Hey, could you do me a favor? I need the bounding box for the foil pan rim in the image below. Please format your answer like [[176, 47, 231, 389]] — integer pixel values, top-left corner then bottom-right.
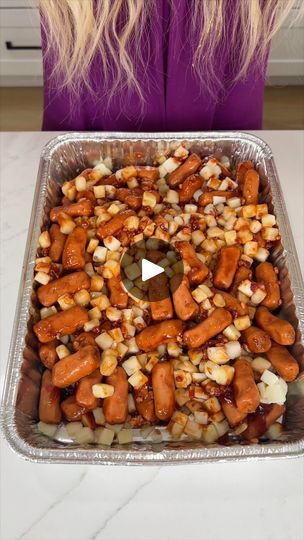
[[1, 131, 303, 464]]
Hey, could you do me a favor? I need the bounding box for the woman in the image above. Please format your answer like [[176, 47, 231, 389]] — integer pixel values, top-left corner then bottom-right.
[[39, 0, 303, 131]]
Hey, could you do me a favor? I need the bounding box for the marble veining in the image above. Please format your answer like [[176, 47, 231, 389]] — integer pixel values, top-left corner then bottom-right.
[[0, 131, 303, 540]]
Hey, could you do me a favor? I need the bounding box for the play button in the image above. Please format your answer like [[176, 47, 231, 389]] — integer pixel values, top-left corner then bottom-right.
[[142, 259, 164, 281], [120, 239, 185, 302]]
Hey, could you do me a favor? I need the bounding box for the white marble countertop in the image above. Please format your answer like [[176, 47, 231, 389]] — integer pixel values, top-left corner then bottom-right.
[[0, 131, 303, 540]]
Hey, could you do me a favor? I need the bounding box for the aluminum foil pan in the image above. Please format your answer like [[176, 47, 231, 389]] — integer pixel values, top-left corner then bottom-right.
[[1, 132, 304, 464]]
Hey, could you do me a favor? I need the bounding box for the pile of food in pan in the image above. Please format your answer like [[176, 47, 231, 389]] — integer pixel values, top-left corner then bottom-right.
[[34, 145, 299, 446]]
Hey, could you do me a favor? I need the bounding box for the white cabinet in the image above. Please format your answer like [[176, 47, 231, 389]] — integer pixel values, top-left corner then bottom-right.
[[0, 6, 43, 85], [0, 4, 303, 86], [267, 6, 304, 82]]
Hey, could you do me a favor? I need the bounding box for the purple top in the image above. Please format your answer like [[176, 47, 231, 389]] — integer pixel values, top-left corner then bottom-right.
[[41, 0, 267, 131]]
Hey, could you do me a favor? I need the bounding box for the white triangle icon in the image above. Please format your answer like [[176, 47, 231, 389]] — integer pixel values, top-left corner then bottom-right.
[[141, 258, 164, 282]]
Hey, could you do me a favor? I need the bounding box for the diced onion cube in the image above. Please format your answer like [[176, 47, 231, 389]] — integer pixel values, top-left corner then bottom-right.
[[40, 306, 57, 319], [83, 318, 99, 332], [234, 315, 251, 331], [128, 370, 148, 389], [174, 145, 189, 159], [122, 356, 142, 376], [261, 214, 276, 227], [251, 356, 271, 374], [261, 369, 279, 386], [167, 341, 182, 358], [73, 288, 90, 307], [92, 408, 105, 425], [207, 346, 229, 364], [225, 341, 241, 359], [184, 419, 202, 439], [56, 344, 70, 359], [212, 196, 225, 205], [224, 230, 237, 245], [93, 185, 106, 199], [201, 423, 219, 443], [251, 286, 267, 305], [254, 247, 270, 262], [95, 427, 115, 446], [74, 427, 94, 444], [250, 220, 262, 234], [228, 197, 241, 209], [194, 411, 208, 425], [35, 271, 51, 285], [92, 384, 114, 398], [103, 236, 121, 251], [213, 419, 229, 438], [174, 370, 192, 388], [124, 262, 141, 281], [213, 293, 225, 307], [106, 306, 121, 322], [242, 205, 257, 218], [95, 332, 113, 350], [238, 279, 253, 297], [100, 350, 118, 376], [142, 191, 157, 209], [38, 231, 51, 248], [204, 361, 235, 385], [57, 293, 76, 311], [165, 190, 179, 204], [90, 275, 104, 292], [244, 241, 258, 257], [90, 295, 110, 311], [93, 246, 107, 263], [58, 214, 76, 234], [256, 204, 268, 217], [117, 429, 133, 444], [262, 227, 280, 241], [128, 393, 136, 413], [37, 421, 57, 437], [75, 176, 87, 192]]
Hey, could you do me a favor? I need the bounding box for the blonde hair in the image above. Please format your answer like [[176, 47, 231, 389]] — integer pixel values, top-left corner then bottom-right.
[[39, 0, 303, 102]]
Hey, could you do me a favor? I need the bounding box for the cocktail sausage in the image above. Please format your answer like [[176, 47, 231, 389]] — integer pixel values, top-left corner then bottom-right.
[[39, 369, 61, 424], [168, 154, 202, 187], [103, 367, 128, 424], [213, 246, 241, 290], [37, 271, 90, 307], [152, 362, 175, 421], [134, 380, 157, 423], [170, 274, 198, 320], [255, 262, 281, 310], [241, 326, 271, 353], [266, 343, 299, 382], [76, 369, 102, 409], [49, 224, 66, 262], [39, 340, 59, 369], [243, 404, 285, 440], [198, 191, 239, 206], [62, 226, 87, 271], [107, 276, 128, 308], [50, 200, 93, 221], [179, 174, 202, 203], [52, 345, 100, 388], [183, 308, 232, 349], [255, 306, 295, 346], [242, 169, 259, 205], [97, 210, 135, 239], [233, 358, 260, 413], [136, 320, 183, 352], [149, 273, 174, 321], [34, 305, 89, 343]]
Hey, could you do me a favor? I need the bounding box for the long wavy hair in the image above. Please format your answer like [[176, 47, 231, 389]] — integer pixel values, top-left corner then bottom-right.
[[39, 0, 304, 102]]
